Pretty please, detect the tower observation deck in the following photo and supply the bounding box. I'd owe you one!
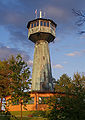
[27,14,57,92]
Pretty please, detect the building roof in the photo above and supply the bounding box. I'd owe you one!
[27,18,57,29]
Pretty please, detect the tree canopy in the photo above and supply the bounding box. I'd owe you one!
[54,74,73,93]
[0,60,11,98]
[8,54,31,120]
[47,73,85,120]
[0,54,31,120]
[8,54,31,102]
[0,54,31,98]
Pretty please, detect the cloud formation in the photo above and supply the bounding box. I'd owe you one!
[53,64,64,69]
[0,0,33,48]
[27,60,33,67]
[0,46,30,61]
[65,49,85,57]
[65,51,80,56]
[82,49,85,53]
[63,61,68,64]
[0,0,85,48]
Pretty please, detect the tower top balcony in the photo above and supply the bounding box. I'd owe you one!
[27,18,57,43]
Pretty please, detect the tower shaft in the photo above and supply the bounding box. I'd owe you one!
[32,40,52,91]
[27,17,56,92]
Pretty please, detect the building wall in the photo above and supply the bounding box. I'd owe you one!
[5,92,65,111]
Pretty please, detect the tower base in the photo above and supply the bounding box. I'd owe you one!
[6,91,65,111]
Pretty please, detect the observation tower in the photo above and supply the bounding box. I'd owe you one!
[27,11,56,92]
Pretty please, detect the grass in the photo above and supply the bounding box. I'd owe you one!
[0,116,47,120]
[10,111,35,116]
[17,117,47,120]
[0,111,48,120]
[10,110,47,117]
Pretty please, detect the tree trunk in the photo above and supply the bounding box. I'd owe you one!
[0,98,3,111]
[21,102,22,120]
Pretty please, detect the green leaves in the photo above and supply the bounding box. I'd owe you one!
[55,74,73,93]
[8,54,31,102]
[6,54,31,120]
[0,60,11,98]
[0,54,31,106]
[0,54,31,120]
[47,73,85,120]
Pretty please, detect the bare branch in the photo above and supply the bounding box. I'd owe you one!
[72,9,85,34]
[72,9,85,17]
[76,18,85,26]
[79,31,85,34]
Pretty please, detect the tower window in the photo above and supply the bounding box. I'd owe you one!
[23,97,34,104]
[34,22,36,27]
[40,21,43,26]
[47,22,49,27]
[39,97,49,104]
[50,23,54,30]
[44,22,46,26]
[12,99,19,105]
[31,23,33,28]
[37,21,39,26]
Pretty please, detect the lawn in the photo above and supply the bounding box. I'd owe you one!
[0,116,47,120]
[0,111,48,120]
[16,117,47,120]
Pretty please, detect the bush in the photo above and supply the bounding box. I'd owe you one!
[32,111,46,118]
[0,111,11,120]
[0,111,17,120]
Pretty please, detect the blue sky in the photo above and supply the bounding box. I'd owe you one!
[0,0,85,80]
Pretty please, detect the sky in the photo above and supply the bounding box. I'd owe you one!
[0,0,85,80]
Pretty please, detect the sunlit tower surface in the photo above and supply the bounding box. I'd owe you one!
[27,11,56,92]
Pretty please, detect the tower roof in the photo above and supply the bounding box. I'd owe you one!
[27,18,57,29]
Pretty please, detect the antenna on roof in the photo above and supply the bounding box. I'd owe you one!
[43,12,46,18]
[39,10,46,18]
[35,9,37,19]
[40,10,42,18]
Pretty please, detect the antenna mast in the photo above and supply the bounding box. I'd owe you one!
[40,10,42,18]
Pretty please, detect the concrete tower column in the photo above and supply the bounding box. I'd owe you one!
[32,40,52,91]
[27,17,56,92]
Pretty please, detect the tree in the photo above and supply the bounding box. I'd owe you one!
[0,60,11,97]
[54,74,73,93]
[0,54,31,119]
[8,54,31,120]
[47,73,85,120]
[0,60,12,111]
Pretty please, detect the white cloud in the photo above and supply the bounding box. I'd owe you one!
[63,61,68,64]
[27,60,33,67]
[6,46,10,48]
[0,46,30,61]
[79,35,85,39]
[82,49,85,53]
[65,51,80,56]
[55,38,60,42]
[53,64,64,69]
